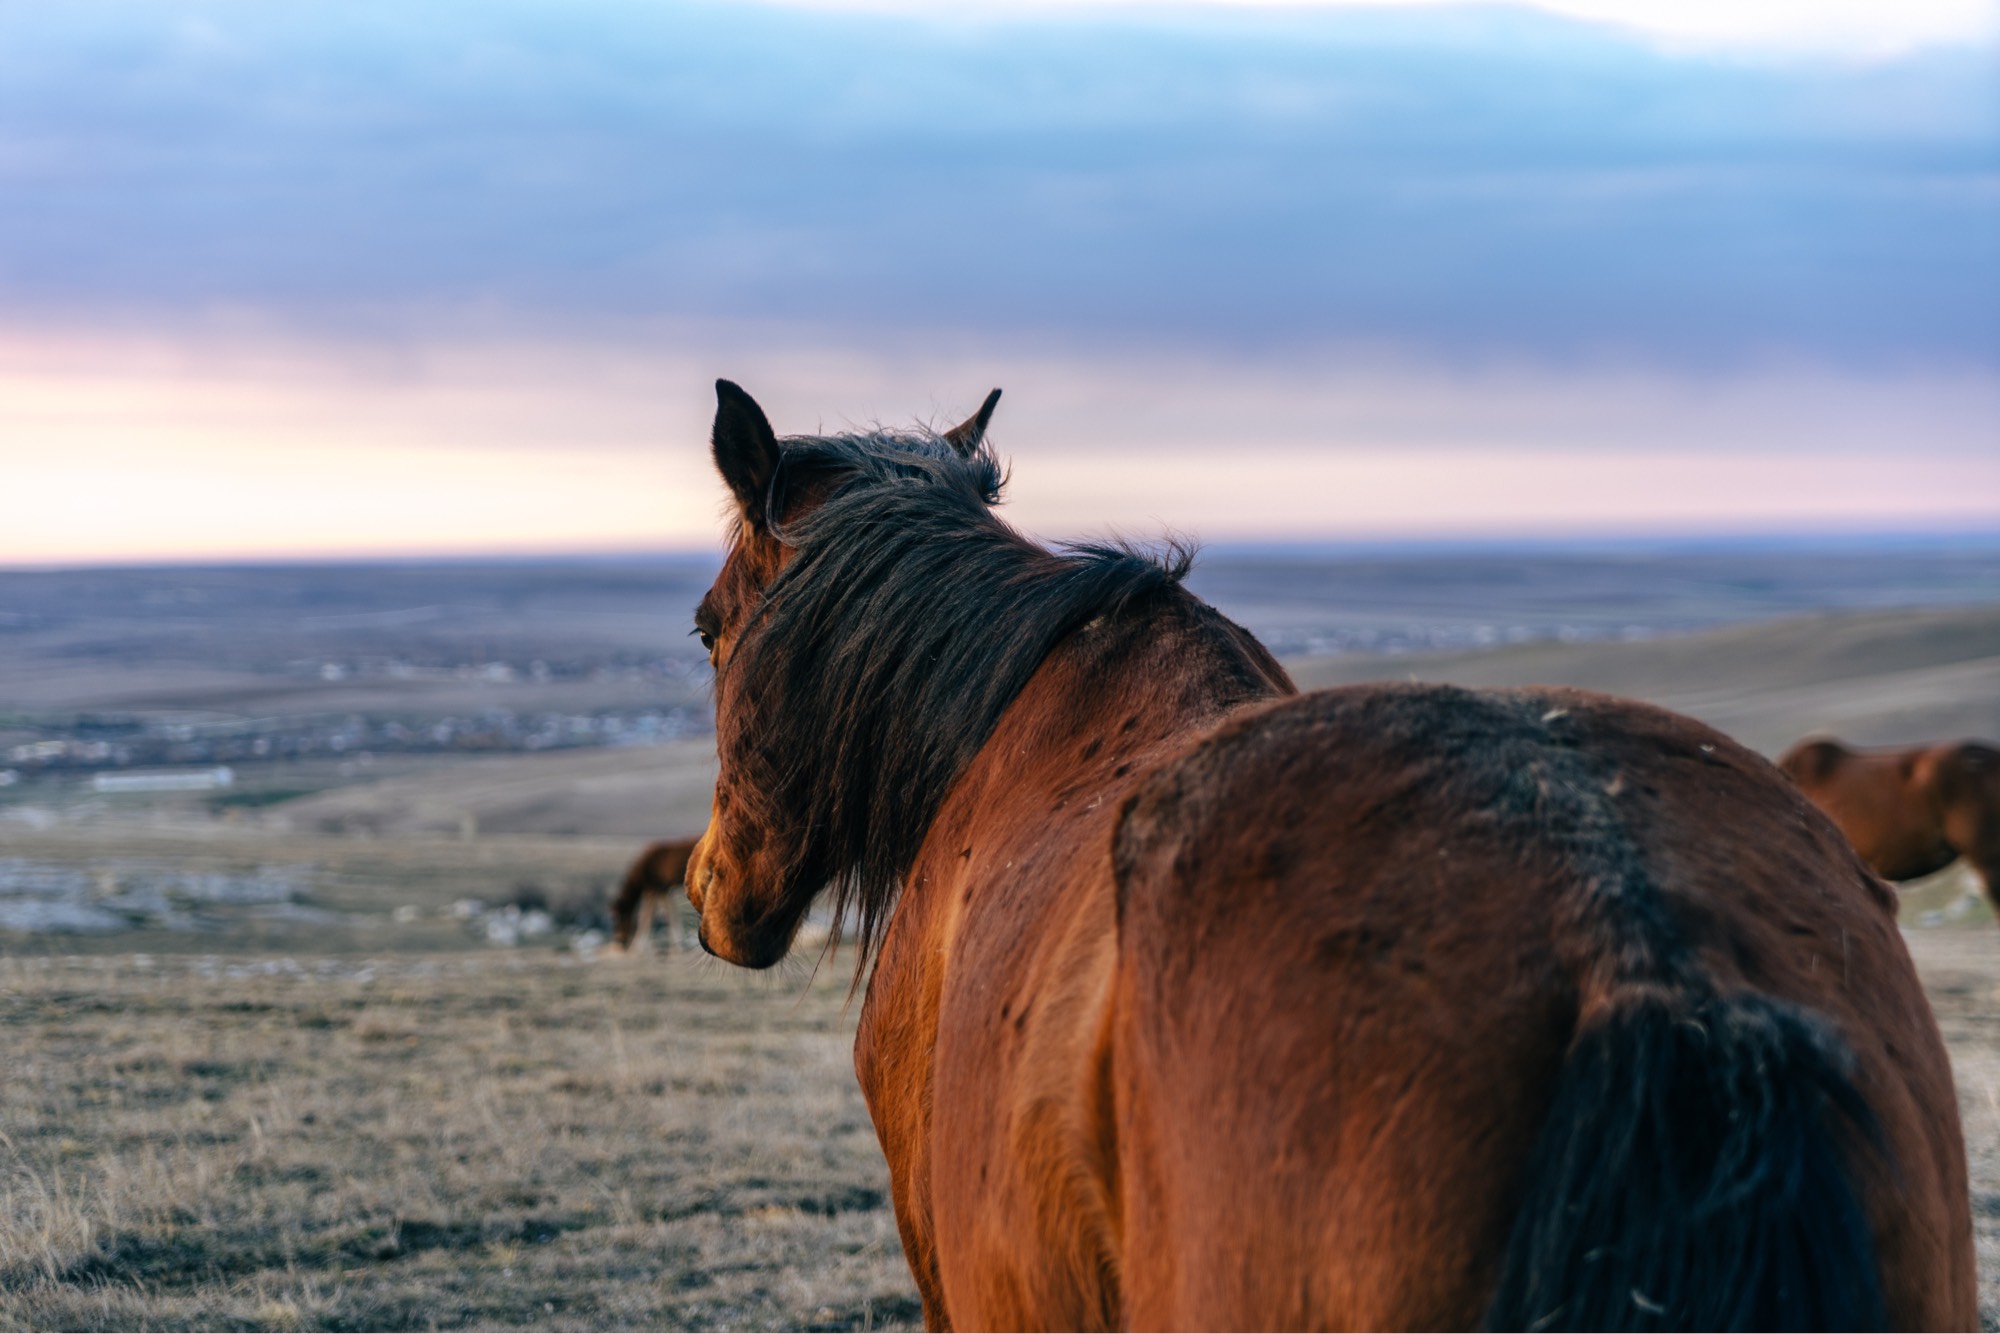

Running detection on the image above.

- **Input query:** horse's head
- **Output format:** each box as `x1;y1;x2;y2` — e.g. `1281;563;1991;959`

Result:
685;380;1001;968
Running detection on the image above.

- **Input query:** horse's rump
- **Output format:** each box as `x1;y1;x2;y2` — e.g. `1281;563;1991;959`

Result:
1108;683;1968;1330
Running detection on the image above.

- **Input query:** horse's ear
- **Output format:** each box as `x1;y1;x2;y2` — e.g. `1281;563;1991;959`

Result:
942;388;1002;456
712;379;780;526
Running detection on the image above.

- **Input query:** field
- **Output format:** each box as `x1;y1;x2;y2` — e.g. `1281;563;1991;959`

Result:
4;552;2000;1329
6;909;2000;1330
0;947;910;1332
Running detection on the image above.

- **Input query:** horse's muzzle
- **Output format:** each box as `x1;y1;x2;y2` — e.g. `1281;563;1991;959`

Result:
685;839;715;913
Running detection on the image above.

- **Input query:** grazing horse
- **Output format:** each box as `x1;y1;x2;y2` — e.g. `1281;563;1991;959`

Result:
1780;738;2000;899
682;380;1973;1331
609;837;700;952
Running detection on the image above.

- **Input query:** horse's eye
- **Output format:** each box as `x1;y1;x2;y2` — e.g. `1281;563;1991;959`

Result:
696;628;716;653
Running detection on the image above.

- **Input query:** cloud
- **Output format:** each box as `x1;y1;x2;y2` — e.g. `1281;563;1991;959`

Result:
3;1;1995;563
0;0;1993;370
764;0;2000;59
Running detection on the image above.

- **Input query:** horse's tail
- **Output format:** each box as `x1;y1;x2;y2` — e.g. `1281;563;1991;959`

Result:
1486;992;1887;1332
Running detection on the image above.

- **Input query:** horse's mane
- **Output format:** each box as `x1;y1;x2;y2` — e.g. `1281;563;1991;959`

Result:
720;426;1193;970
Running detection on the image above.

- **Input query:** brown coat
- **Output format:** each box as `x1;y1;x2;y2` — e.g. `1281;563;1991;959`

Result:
1781;738;2000;892
609;837;700;951
687;381;1976;1330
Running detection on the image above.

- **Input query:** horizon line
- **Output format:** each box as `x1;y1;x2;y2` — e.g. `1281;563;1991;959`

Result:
7;525;2000;575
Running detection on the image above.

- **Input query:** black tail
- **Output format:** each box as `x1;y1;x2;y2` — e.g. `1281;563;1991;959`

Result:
1487;995;1887;1332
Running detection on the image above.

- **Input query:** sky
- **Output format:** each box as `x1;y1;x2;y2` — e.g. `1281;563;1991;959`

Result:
1;0;1996;563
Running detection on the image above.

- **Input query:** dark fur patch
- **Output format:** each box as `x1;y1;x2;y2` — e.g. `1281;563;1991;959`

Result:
1358;686;1693;997
716;426;1193;966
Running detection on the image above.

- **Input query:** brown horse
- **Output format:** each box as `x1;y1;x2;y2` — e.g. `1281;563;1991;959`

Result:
1780;738;2000;898
609;837;700;952
682;380;1973;1330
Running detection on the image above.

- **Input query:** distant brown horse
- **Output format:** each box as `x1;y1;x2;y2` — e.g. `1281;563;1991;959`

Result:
1780;738;2000;898
681;380;1973;1330
609;837;700;952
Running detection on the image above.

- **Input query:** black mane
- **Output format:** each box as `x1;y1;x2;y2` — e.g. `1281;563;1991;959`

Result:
719;426;1193;968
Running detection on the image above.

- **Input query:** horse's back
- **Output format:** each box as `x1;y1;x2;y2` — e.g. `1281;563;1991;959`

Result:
1109;683;1970;1329
644;838;698;883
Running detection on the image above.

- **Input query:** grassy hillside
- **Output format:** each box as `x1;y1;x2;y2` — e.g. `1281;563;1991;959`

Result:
1286;604;2000;756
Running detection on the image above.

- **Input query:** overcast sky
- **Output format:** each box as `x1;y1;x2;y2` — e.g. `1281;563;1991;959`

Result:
2;0;1996;562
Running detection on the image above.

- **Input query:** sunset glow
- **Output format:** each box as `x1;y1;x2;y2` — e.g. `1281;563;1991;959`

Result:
2;0;1994;564
6;325;1994;563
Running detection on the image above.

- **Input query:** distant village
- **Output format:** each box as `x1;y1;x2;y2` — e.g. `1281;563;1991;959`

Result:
1;653;713;779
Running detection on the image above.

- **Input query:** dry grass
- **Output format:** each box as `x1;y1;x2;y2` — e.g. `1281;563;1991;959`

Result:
0;827;650;959
1899;930;2000;1329
0;951;917;1332
10;905;2000;1329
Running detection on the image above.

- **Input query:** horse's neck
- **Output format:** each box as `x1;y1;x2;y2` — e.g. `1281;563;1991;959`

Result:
1073;592;1295;737
847;590;1291;980
944;591;1292;837
857;589;1291;1149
